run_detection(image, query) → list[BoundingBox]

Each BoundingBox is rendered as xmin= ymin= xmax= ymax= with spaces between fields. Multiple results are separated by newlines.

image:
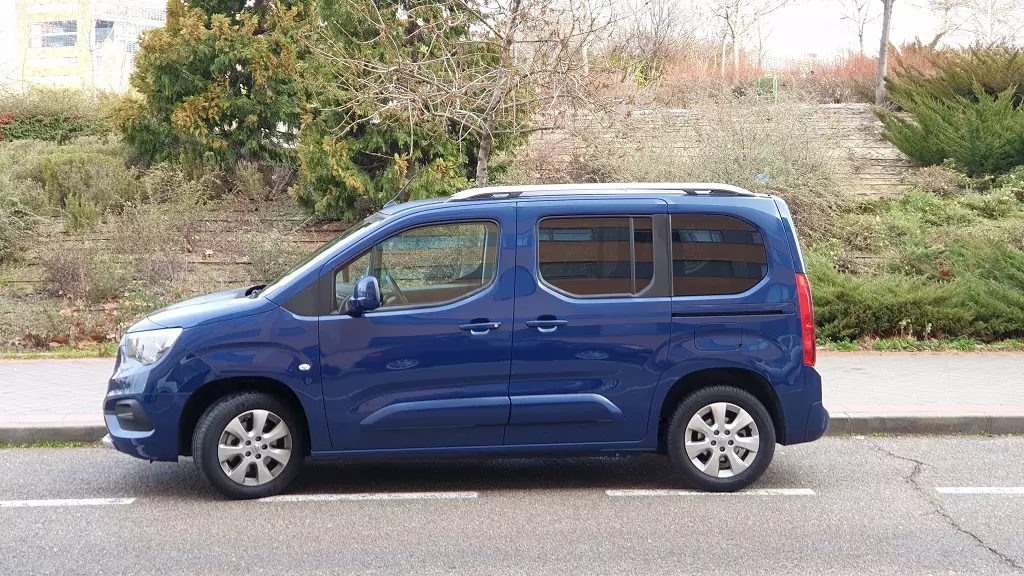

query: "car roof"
xmin=377 ymin=183 xmax=774 ymax=217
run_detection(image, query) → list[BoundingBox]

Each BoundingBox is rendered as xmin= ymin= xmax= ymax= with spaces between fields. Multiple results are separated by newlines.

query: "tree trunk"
xmin=476 ymin=130 xmax=493 ymax=186
xmin=733 ymin=37 xmax=741 ymax=74
xmin=720 ymin=33 xmax=728 ymax=77
xmin=985 ymin=0 xmax=993 ymax=43
xmin=858 ymin=29 xmax=865 ymax=55
xmin=875 ymin=0 xmax=895 ymax=106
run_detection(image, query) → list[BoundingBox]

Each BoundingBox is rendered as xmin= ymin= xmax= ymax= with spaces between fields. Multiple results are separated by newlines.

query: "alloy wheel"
xmin=217 ymin=409 xmax=292 ymax=486
xmin=684 ymin=402 xmax=760 ymax=478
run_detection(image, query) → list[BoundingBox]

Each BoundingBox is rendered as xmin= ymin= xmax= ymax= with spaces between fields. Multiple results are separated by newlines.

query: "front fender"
xmin=179 ymin=309 xmax=331 ymax=452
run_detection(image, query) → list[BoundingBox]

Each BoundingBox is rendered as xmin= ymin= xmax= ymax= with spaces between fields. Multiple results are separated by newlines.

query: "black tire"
xmin=665 ymin=385 xmax=776 ymax=492
xmin=192 ymin=392 xmax=306 ymax=500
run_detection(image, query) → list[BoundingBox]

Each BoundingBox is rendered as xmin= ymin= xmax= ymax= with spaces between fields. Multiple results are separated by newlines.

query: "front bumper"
xmin=103 ymin=344 xmax=215 ymax=462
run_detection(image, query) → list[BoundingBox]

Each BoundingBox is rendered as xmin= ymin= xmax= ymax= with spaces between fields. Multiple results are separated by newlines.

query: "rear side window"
xmin=538 ymin=217 xmax=653 ymax=297
xmin=671 ymin=214 xmax=767 ymax=296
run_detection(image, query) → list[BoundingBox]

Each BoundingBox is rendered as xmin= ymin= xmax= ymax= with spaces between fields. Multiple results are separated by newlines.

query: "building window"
xmin=30 ymin=21 xmax=78 ymax=48
xmin=538 ymin=217 xmax=654 ymax=297
xmin=671 ymin=214 xmax=768 ymax=297
xmin=95 ymin=20 xmax=114 ymax=45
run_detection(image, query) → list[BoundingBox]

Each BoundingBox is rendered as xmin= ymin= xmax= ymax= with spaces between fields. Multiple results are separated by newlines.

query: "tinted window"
xmin=538 ymin=217 xmax=653 ymax=297
xmin=335 ymin=222 xmax=498 ymax=310
xmin=671 ymin=214 xmax=767 ymax=296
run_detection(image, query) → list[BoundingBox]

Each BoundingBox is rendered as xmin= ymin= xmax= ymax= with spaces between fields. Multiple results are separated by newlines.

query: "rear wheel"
xmin=665 ymin=385 xmax=775 ymax=492
xmin=192 ymin=392 xmax=305 ymax=499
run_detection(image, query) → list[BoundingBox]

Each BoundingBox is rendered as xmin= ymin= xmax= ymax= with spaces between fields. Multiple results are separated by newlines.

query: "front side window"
xmin=538 ymin=217 xmax=653 ymax=297
xmin=671 ymin=214 xmax=767 ymax=296
xmin=335 ymin=221 xmax=499 ymax=310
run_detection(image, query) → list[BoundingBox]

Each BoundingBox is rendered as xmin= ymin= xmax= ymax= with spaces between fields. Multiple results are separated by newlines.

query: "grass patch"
xmin=820 ymin=339 xmax=859 ymax=351
xmin=821 ymin=338 xmax=1024 ymax=352
xmin=0 ymin=344 xmax=117 ymax=359
xmin=0 ymin=441 xmax=93 ymax=449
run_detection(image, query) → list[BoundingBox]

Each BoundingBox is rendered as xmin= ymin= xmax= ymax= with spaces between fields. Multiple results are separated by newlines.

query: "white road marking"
xmin=935 ymin=487 xmax=1024 ymax=495
xmin=259 ymin=491 xmax=480 ymax=503
xmin=0 ymin=498 xmax=135 ymax=508
xmin=606 ymin=488 xmax=815 ymax=497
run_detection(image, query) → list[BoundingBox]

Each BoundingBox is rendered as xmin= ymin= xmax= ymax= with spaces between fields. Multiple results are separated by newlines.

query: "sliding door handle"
xmin=459 ymin=321 xmax=501 ymax=335
xmin=525 ymin=319 xmax=568 ymax=333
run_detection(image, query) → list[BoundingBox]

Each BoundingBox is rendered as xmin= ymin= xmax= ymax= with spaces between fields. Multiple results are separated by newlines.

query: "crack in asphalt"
xmin=868 ymin=440 xmax=1024 ymax=572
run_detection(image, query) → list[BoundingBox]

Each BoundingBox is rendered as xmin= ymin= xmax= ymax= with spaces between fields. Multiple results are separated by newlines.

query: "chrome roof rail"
xmin=448 ymin=182 xmax=767 ymax=201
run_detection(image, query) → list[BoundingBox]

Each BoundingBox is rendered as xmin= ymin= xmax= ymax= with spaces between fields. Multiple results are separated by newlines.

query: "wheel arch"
xmin=656 ymin=367 xmax=786 ymax=451
xmin=177 ymin=376 xmax=312 ymax=457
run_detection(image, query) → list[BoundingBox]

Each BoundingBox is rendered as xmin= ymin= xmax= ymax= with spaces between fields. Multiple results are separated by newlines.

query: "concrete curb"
xmin=824 ymin=413 xmax=1024 ymax=436
xmin=0 ymin=424 xmax=107 ymax=444
xmin=1 ymin=414 xmax=1023 ymax=445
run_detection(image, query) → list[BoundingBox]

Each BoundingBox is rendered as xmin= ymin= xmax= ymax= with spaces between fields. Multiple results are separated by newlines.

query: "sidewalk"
xmin=1 ymin=353 xmax=1022 ymax=443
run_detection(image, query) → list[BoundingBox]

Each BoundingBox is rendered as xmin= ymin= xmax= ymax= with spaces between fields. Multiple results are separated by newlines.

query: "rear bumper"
xmin=804 ymin=401 xmax=830 ymax=442
xmin=779 ymin=365 xmax=829 ymax=445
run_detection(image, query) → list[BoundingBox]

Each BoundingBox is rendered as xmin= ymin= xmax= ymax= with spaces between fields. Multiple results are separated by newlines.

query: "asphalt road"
xmin=1 ymin=437 xmax=1022 ymax=576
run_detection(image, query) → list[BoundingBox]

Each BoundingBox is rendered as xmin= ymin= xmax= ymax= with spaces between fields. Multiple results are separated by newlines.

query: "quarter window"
xmin=671 ymin=214 xmax=767 ymax=296
xmin=538 ymin=217 xmax=654 ymax=297
xmin=335 ymin=222 xmax=499 ymax=310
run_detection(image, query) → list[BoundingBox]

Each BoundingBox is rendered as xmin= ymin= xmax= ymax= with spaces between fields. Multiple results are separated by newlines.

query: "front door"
xmin=319 ymin=205 xmax=516 ymax=451
xmin=506 ymin=199 xmax=672 ymax=446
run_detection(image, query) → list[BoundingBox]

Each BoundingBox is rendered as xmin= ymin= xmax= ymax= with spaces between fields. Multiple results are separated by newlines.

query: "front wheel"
xmin=192 ymin=392 xmax=306 ymax=499
xmin=665 ymin=385 xmax=776 ymax=492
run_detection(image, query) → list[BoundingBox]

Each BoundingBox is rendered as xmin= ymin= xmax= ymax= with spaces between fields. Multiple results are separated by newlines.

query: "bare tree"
xmin=836 ymin=0 xmax=879 ymax=54
xmin=311 ymin=0 xmax=615 ymax=186
xmin=711 ymin=0 xmax=790 ymax=74
xmin=954 ymin=0 xmax=1024 ymax=44
xmin=875 ymin=0 xmax=895 ymax=105
xmin=611 ymin=0 xmax=714 ymax=80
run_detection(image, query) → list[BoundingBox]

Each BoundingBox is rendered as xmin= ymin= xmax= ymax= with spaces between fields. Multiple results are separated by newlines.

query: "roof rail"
xmin=448 ymin=182 xmax=767 ymax=201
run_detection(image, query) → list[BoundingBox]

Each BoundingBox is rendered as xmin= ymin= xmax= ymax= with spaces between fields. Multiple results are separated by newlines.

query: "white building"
xmin=3 ymin=0 xmax=166 ymax=92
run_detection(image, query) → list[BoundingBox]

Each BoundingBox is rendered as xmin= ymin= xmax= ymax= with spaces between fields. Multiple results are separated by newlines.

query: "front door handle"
xmin=459 ymin=321 xmax=501 ymax=335
xmin=525 ymin=319 xmax=568 ymax=333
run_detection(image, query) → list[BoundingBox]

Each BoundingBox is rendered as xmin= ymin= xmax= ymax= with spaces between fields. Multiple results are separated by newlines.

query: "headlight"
xmin=123 ymin=328 xmax=183 ymax=366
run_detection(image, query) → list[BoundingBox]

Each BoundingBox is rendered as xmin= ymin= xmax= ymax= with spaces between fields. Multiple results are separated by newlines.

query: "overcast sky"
xmin=765 ymin=0 xmax=942 ymax=58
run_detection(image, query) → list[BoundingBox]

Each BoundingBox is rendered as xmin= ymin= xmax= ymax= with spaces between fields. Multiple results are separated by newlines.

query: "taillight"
xmin=795 ymin=273 xmax=816 ymax=366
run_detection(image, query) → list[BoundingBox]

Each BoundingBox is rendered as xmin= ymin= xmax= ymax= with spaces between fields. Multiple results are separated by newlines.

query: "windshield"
xmin=258 ymin=216 xmax=384 ymax=298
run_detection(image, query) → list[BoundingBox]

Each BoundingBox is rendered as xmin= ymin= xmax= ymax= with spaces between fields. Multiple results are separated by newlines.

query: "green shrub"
xmin=140 ymin=163 xmax=217 ymax=205
xmin=957 ymin=189 xmax=1019 ymax=219
xmin=64 ymin=193 xmax=104 ymax=232
xmin=233 ymin=161 xmax=270 ymax=203
xmin=0 ymin=87 xmax=114 ymax=143
xmin=879 ymin=47 xmax=1024 ymax=176
xmin=889 ymin=190 xmax=976 ymax=226
xmin=0 ymin=176 xmax=38 ymax=262
xmin=40 ymin=246 xmax=131 ymax=304
xmin=246 ymin=230 xmax=310 ymax=283
xmin=112 ymin=203 xmax=192 ymax=286
xmin=559 ymin=96 xmax=847 ymax=240
xmin=5 ymin=137 xmax=141 ymax=216
xmin=808 ymin=253 xmax=974 ymax=341
xmin=903 ymin=165 xmax=969 ymax=196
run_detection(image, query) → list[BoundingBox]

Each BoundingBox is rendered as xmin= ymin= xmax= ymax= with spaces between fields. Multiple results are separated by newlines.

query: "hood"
xmin=145 ymin=287 xmax=279 ymax=329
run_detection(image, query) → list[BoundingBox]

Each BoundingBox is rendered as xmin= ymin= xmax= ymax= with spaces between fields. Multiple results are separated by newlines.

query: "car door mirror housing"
xmin=348 ymin=276 xmax=381 ymax=315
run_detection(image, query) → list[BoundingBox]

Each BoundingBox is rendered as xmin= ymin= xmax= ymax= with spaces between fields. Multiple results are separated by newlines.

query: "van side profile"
xmin=104 ymin=183 xmax=829 ymax=499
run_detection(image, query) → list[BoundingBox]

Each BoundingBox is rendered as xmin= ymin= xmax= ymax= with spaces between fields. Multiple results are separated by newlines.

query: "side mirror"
xmin=348 ymin=276 xmax=381 ymax=315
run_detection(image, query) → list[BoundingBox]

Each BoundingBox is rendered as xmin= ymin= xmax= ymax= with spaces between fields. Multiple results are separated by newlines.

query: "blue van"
xmin=104 ymin=183 xmax=829 ymax=499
